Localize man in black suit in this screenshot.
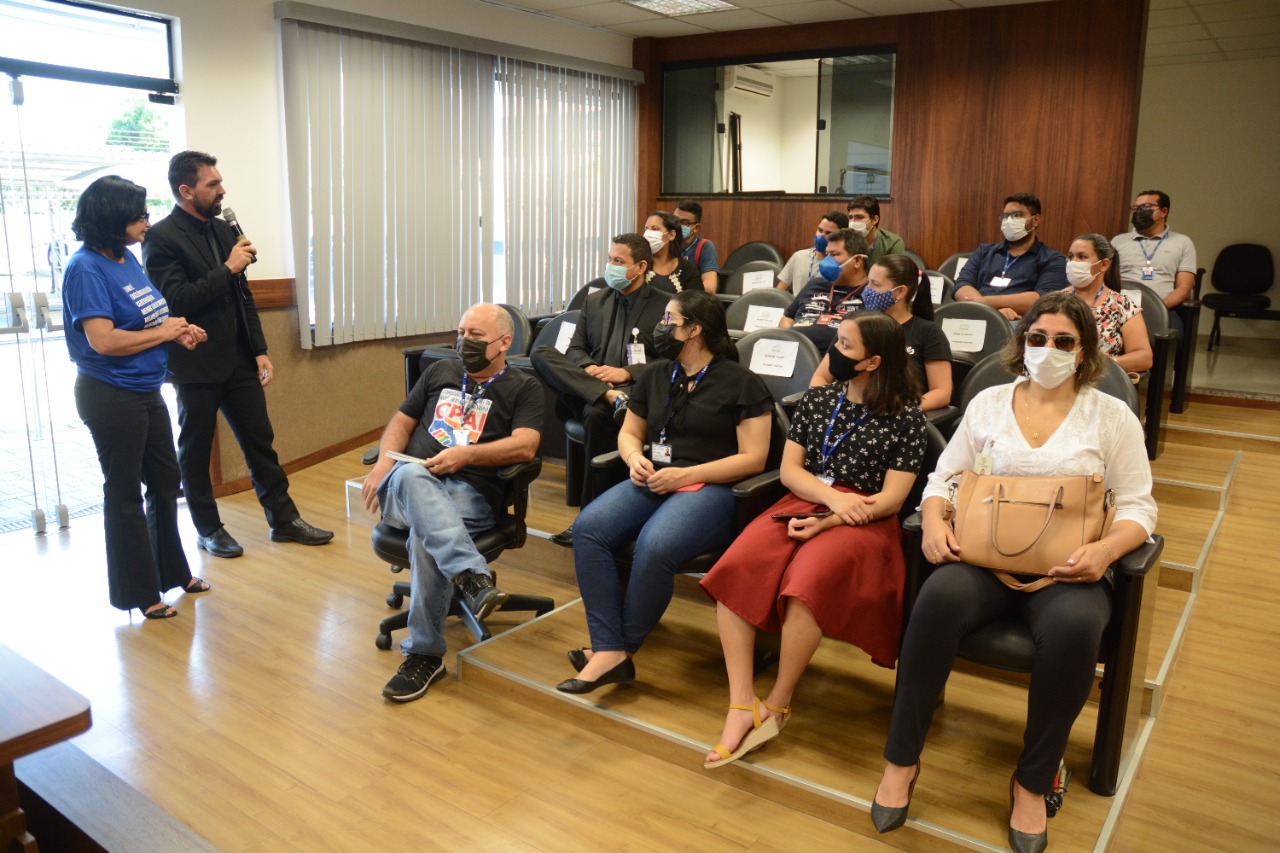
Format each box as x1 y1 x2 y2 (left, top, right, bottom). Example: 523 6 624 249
530 233 668 542
142 151 332 557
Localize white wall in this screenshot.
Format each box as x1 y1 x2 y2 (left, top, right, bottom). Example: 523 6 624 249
132 0 631 280
1132 56 1280 338
780 75 817 193
724 85 783 192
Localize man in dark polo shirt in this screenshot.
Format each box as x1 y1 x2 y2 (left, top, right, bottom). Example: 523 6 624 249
953 193 1067 321
780 228 870 354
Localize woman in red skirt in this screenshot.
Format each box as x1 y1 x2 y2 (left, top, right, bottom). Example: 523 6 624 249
699 311 927 768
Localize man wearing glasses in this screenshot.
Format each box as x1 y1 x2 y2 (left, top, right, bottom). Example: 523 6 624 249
1112 190 1197 331
953 193 1067 321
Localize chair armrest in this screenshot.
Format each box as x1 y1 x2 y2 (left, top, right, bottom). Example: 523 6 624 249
497 458 542 484
731 469 781 499
901 511 923 534
780 390 806 409
591 450 625 470
1112 536 1163 577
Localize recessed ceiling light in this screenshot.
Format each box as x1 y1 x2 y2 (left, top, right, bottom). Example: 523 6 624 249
625 0 737 17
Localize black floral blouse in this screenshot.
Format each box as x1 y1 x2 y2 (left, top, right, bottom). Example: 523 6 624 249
789 383 927 492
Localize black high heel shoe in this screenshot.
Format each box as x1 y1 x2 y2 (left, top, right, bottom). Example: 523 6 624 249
555 657 635 694
870 762 920 833
567 648 588 672
1008 774 1048 853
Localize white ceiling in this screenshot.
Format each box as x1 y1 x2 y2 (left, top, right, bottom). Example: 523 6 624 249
479 0 1280 66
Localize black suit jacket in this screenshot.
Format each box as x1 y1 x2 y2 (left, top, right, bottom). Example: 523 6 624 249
564 282 668 382
142 205 268 384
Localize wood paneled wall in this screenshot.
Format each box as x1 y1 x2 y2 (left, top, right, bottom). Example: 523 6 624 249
634 0 1148 270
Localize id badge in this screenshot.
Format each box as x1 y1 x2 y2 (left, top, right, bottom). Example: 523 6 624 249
989 275 1011 289
818 313 838 326
452 428 471 447
628 343 646 365
816 474 835 486
651 443 673 464
1141 265 1154 281
975 451 993 475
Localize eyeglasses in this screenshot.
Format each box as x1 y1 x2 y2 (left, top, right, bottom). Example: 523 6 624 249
1026 331 1081 351
1000 211 1028 220
132 212 151 223
1129 203 1159 212
660 312 685 325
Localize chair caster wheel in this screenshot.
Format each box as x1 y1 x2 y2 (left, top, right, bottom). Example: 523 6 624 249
386 593 403 608
375 633 392 650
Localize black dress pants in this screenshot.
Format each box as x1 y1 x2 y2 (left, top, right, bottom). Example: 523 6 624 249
884 562 1112 794
75 375 191 611
174 358 298 536
530 344 625 502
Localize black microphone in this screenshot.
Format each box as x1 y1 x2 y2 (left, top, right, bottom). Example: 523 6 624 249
221 207 257 264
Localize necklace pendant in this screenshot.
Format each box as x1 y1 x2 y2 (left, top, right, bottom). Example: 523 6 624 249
1032 431 1039 440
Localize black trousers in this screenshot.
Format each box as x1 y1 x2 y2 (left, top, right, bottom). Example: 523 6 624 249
884 562 1112 794
75 375 191 611
174 359 297 536
530 344 624 501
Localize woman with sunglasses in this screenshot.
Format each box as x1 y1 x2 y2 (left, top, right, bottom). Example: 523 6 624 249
808 254 952 410
699 311 927 769
62 176 210 619
871 292 1156 852
642 210 704 293
1064 233 1152 374
556 290 772 694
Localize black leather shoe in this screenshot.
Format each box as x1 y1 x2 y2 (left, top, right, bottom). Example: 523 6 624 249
612 393 630 426
567 648 588 672
551 527 574 548
197 526 243 558
556 657 635 694
870 762 920 834
270 518 334 545
1008 775 1048 853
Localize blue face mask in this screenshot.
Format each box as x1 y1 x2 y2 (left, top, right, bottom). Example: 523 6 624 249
817 255 844 283
861 285 898 313
680 224 693 240
814 233 829 254
604 262 634 291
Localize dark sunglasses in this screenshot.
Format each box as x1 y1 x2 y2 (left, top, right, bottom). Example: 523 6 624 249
1026 331 1081 351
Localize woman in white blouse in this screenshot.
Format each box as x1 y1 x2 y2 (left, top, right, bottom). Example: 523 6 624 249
870 291 1157 853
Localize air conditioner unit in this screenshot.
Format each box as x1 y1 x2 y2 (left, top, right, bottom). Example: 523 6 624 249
726 66 775 98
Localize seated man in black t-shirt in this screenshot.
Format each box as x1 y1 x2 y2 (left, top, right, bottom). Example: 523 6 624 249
780 228 870 354
362 303 543 703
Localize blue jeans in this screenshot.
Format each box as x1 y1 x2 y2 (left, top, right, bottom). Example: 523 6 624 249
379 462 495 657
573 479 736 653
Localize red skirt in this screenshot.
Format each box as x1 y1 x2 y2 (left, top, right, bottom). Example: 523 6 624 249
700 489 905 668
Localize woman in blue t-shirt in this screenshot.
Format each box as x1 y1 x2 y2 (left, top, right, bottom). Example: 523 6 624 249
63 176 209 619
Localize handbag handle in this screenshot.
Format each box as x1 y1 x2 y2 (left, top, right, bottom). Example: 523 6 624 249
990 483 1065 558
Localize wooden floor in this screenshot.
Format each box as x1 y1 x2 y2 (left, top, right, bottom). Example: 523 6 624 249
1 400 1278 851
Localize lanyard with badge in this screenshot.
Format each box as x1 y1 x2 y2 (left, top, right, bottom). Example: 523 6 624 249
456 365 506 447
651 361 710 464
816 390 869 486
1137 232 1166 281
627 327 646 366
990 250 1023 290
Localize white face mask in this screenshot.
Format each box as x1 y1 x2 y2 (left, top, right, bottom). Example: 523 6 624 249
643 229 666 254
1001 216 1030 242
849 220 869 234
1023 345 1078 390
1065 260 1099 288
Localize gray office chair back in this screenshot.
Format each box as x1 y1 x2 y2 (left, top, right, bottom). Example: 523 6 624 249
498 303 534 356
1120 282 1169 338
933 300 1014 364
721 259 782 297
722 241 784 272
937 251 973 281
924 270 956 308
736 327 822 402
567 279 604 312
900 249 929 271
725 286 792 330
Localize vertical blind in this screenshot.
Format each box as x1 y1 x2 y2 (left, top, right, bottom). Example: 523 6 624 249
279 19 636 348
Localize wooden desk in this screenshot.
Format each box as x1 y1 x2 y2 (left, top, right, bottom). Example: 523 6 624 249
0 643 92 853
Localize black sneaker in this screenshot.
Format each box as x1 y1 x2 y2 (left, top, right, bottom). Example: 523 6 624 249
382 653 446 702
454 571 510 620
612 392 630 426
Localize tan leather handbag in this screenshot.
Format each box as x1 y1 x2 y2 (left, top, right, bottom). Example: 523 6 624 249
947 471 1117 592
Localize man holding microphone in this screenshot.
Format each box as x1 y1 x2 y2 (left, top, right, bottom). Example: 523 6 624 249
143 150 332 557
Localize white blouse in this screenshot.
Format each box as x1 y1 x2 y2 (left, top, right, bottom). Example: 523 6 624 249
923 378 1157 535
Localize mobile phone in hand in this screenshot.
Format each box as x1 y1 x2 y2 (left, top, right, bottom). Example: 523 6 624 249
771 510 833 522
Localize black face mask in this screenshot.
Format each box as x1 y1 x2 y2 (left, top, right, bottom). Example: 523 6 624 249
652 322 685 360
1131 208 1156 231
827 344 864 382
456 336 493 373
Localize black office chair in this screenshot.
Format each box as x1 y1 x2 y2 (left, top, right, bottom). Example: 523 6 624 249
924 271 956 309
1121 282 1178 460
717 259 781 302
1202 243 1275 351
1168 268 1203 414
725 286 792 336
903 355 1158 796
370 458 553 649
518 311 594 506
719 240 784 282
937 251 973 282
736 327 823 410
567 278 605 312
933 300 1015 369
900 248 929 272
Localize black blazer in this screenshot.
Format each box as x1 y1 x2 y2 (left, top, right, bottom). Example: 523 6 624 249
142 205 268 384
564 282 669 383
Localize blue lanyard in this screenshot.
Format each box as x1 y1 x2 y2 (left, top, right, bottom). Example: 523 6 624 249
1001 250 1024 276
1072 283 1105 307
819 390 869 476
1137 231 1167 263
460 365 506 423
658 361 710 445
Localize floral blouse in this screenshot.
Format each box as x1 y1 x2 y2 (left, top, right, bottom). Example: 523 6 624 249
1078 287 1141 355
